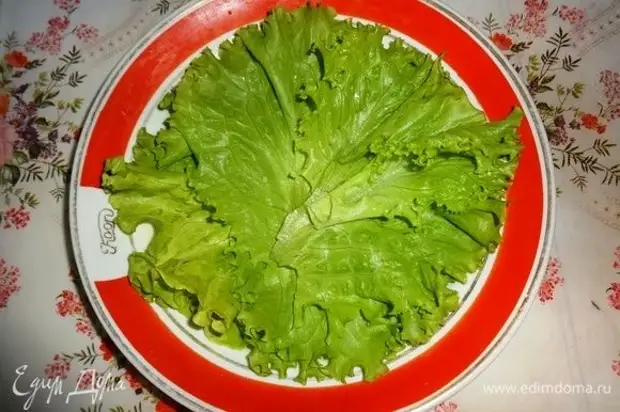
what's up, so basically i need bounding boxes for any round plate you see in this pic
[69,0,555,411]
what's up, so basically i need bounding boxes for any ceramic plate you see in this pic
[69,0,555,410]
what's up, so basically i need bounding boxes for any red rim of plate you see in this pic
[69,0,555,411]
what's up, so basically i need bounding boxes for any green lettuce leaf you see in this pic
[102,5,523,384]
[170,31,308,260]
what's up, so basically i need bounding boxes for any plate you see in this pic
[69,0,555,410]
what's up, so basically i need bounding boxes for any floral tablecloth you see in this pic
[0,0,619,411]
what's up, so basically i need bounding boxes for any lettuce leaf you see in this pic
[102,5,522,383]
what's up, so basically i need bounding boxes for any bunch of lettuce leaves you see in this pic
[102,5,522,384]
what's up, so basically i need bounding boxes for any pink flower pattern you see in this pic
[76,369,100,390]
[26,23,64,55]
[600,71,620,103]
[75,24,99,43]
[503,2,548,37]
[612,358,620,377]
[53,0,81,13]
[505,13,523,33]
[504,2,587,39]
[605,249,620,375]
[48,16,70,32]
[607,283,620,311]
[55,290,85,316]
[75,318,95,338]
[56,290,96,338]
[76,370,93,390]
[25,32,44,50]
[434,401,460,412]
[521,12,547,37]
[44,354,72,379]
[25,2,98,55]
[521,0,550,37]
[123,366,144,391]
[538,257,564,303]
[0,258,21,310]
[558,5,585,25]
[548,125,570,146]
[524,0,549,12]
[2,206,31,229]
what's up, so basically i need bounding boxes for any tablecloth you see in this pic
[0,0,619,411]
